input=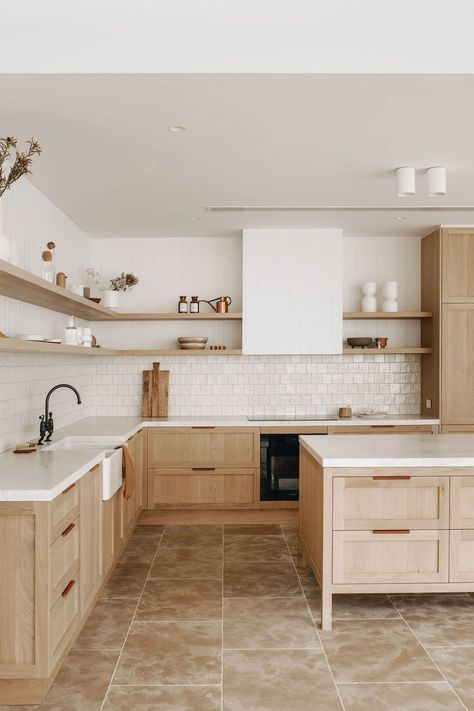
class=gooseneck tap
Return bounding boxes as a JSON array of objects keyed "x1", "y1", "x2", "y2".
[{"x1": 38, "y1": 384, "x2": 82, "y2": 445}]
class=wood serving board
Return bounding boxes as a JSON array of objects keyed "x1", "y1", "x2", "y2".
[{"x1": 142, "y1": 361, "x2": 169, "y2": 417}]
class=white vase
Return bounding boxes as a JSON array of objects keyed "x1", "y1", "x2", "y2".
[
  {"x1": 102, "y1": 290, "x2": 120, "y2": 309},
  {"x1": 382, "y1": 281, "x2": 398, "y2": 300},
  {"x1": 361, "y1": 281, "x2": 377, "y2": 296},
  {"x1": 362, "y1": 295, "x2": 377, "y2": 312},
  {"x1": 0, "y1": 202, "x2": 11, "y2": 262},
  {"x1": 383, "y1": 299, "x2": 399, "y2": 312}
]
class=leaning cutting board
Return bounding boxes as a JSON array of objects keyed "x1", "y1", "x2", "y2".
[{"x1": 141, "y1": 362, "x2": 169, "y2": 418}]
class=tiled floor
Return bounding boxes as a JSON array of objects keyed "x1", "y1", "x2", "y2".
[{"x1": 6, "y1": 523, "x2": 474, "y2": 710}]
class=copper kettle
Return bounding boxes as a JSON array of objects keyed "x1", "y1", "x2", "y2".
[{"x1": 201, "y1": 296, "x2": 232, "y2": 313}]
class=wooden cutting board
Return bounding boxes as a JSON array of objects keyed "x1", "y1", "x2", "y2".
[{"x1": 141, "y1": 361, "x2": 169, "y2": 417}]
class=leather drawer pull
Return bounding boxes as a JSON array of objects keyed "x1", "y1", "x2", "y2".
[
  {"x1": 61, "y1": 522, "x2": 75, "y2": 537},
  {"x1": 370, "y1": 425, "x2": 396, "y2": 428},
  {"x1": 61, "y1": 483, "x2": 75, "y2": 495},
  {"x1": 373, "y1": 476, "x2": 411, "y2": 480},
  {"x1": 192, "y1": 467, "x2": 216, "y2": 471},
  {"x1": 372, "y1": 529, "x2": 410, "y2": 534},
  {"x1": 191, "y1": 426, "x2": 215, "y2": 429},
  {"x1": 61, "y1": 579, "x2": 75, "y2": 598}
]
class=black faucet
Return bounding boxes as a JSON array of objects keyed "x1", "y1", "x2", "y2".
[{"x1": 38, "y1": 384, "x2": 82, "y2": 445}]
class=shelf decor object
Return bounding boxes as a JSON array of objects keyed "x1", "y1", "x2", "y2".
[
  {"x1": 361, "y1": 282, "x2": 377, "y2": 312},
  {"x1": 382, "y1": 281, "x2": 398, "y2": 312}
]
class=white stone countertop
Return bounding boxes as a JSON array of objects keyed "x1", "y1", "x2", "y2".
[
  {"x1": 300, "y1": 433, "x2": 474, "y2": 468},
  {"x1": 0, "y1": 415, "x2": 439, "y2": 501}
]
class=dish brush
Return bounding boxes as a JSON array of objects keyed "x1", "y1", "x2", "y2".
[{"x1": 14, "y1": 441, "x2": 37, "y2": 454}]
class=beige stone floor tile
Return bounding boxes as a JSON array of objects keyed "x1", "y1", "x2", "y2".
[
  {"x1": 224, "y1": 534, "x2": 291, "y2": 562},
  {"x1": 223, "y1": 648, "x2": 342, "y2": 711},
  {"x1": 0, "y1": 650, "x2": 119, "y2": 711},
  {"x1": 224, "y1": 561, "x2": 302, "y2": 597},
  {"x1": 223, "y1": 597, "x2": 320, "y2": 649},
  {"x1": 428, "y1": 646, "x2": 474, "y2": 710},
  {"x1": 320, "y1": 619, "x2": 443, "y2": 683},
  {"x1": 101, "y1": 562, "x2": 150, "y2": 599},
  {"x1": 151, "y1": 546, "x2": 223, "y2": 578},
  {"x1": 102, "y1": 685, "x2": 221, "y2": 711},
  {"x1": 224, "y1": 524, "x2": 283, "y2": 536},
  {"x1": 74, "y1": 598, "x2": 137, "y2": 650},
  {"x1": 132, "y1": 524, "x2": 165, "y2": 538},
  {"x1": 337, "y1": 681, "x2": 465, "y2": 710},
  {"x1": 116, "y1": 536, "x2": 159, "y2": 564},
  {"x1": 390, "y1": 593, "x2": 474, "y2": 616},
  {"x1": 160, "y1": 524, "x2": 223, "y2": 548},
  {"x1": 136, "y1": 577, "x2": 222, "y2": 621},
  {"x1": 306, "y1": 592, "x2": 400, "y2": 623},
  {"x1": 113, "y1": 621, "x2": 222, "y2": 685},
  {"x1": 297, "y1": 567, "x2": 320, "y2": 590},
  {"x1": 402, "y1": 612, "x2": 474, "y2": 647}
]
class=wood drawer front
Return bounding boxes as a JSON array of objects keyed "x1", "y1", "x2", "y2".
[
  {"x1": 333, "y1": 530, "x2": 448, "y2": 585},
  {"x1": 328, "y1": 425, "x2": 436, "y2": 435},
  {"x1": 450, "y1": 530, "x2": 474, "y2": 582},
  {"x1": 450, "y1": 477, "x2": 474, "y2": 528},
  {"x1": 151, "y1": 468, "x2": 257, "y2": 508},
  {"x1": 50, "y1": 483, "x2": 79, "y2": 542},
  {"x1": 49, "y1": 570, "x2": 79, "y2": 670},
  {"x1": 148, "y1": 429, "x2": 258, "y2": 468},
  {"x1": 50, "y1": 518, "x2": 79, "y2": 605},
  {"x1": 333, "y1": 476, "x2": 449, "y2": 530},
  {"x1": 442, "y1": 425, "x2": 474, "y2": 434}
]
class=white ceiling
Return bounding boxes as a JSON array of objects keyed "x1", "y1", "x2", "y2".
[{"x1": 1, "y1": 74, "x2": 474, "y2": 238}]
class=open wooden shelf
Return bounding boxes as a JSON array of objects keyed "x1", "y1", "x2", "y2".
[
  {"x1": 0, "y1": 259, "x2": 120, "y2": 321},
  {"x1": 343, "y1": 347, "x2": 432, "y2": 355},
  {"x1": 343, "y1": 311, "x2": 433, "y2": 320},
  {"x1": 102, "y1": 312, "x2": 242, "y2": 321},
  {"x1": 117, "y1": 348, "x2": 243, "y2": 356},
  {"x1": 0, "y1": 338, "x2": 116, "y2": 356}
]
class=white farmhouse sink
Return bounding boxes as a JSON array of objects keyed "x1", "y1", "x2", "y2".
[{"x1": 44, "y1": 438, "x2": 124, "y2": 500}]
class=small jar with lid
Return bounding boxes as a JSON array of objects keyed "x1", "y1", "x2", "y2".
[
  {"x1": 190, "y1": 296, "x2": 199, "y2": 313},
  {"x1": 41, "y1": 250, "x2": 56, "y2": 284},
  {"x1": 178, "y1": 296, "x2": 188, "y2": 313}
]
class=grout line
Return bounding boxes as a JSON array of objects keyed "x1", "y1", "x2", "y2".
[
  {"x1": 336, "y1": 680, "x2": 459, "y2": 686},
  {"x1": 280, "y1": 525, "x2": 346, "y2": 711},
  {"x1": 99, "y1": 528, "x2": 165, "y2": 711},
  {"x1": 221, "y1": 526, "x2": 224, "y2": 711}
]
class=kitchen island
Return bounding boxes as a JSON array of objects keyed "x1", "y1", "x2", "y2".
[{"x1": 299, "y1": 434, "x2": 474, "y2": 630}]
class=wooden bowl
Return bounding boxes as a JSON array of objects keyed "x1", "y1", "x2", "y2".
[{"x1": 347, "y1": 337, "x2": 373, "y2": 348}]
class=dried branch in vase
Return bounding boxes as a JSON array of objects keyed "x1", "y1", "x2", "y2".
[
  {"x1": 0, "y1": 137, "x2": 42, "y2": 198},
  {"x1": 109, "y1": 272, "x2": 139, "y2": 292}
]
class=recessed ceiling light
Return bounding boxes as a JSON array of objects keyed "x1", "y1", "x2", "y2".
[
  {"x1": 190, "y1": 216, "x2": 200, "y2": 221},
  {"x1": 395, "y1": 216, "x2": 407, "y2": 221},
  {"x1": 168, "y1": 125, "x2": 186, "y2": 132}
]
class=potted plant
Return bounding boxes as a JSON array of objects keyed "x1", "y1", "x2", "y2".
[
  {"x1": 0, "y1": 136, "x2": 41, "y2": 262},
  {"x1": 102, "y1": 272, "x2": 139, "y2": 309}
]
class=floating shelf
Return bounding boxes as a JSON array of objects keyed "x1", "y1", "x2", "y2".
[
  {"x1": 343, "y1": 347, "x2": 432, "y2": 355},
  {"x1": 101, "y1": 312, "x2": 242, "y2": 321},
  {"x1": 117, "y1": 348, "x2": 243, "y2": 356},
  {"x1": 0, "y1": 259, "x2": 119, "y2": 321},
  {"x1": 0, "y1": 338, "x2": 116, "y2": 356},
  {"x1": 343, "y1": 311, "x2": 433, "y2": 320}
]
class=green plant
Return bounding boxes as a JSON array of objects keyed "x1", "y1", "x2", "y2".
[{"x1": 0, "y1": 136, "x2": 42, "y2": 198}]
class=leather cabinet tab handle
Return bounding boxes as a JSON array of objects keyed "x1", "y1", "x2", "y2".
[
  {"x1": 61, "y1": 483, "x2": 75, "y2": 495},
  {"x1": 373, "y1": 475, "x2": 411, "y2": 480},
  {"x1": 61, "y1": 522, "x2": 75, "y2": 537},
  {"x1": 192, "y1": 467, "x2": 216, "y2": 471},
  {"x1": 61, "y1": 579, "x2": 75, "y2": 597},
  {"x1": 370, "y1": 425, "x2": 396, "y2": 428},
  {"x1": 191, "y1": 426, "x2": 216, "y2": 429},
  {"x1": 372, "y1": 529, "x2": 410, "y2": 534}
]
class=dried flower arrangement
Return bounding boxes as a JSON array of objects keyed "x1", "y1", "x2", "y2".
[
  {"x1": 0, "y1": 137, "x2": 42, "y2": 198},
  {"x1": 108, "y1": 272, "x2": 139, "y2": 292}
]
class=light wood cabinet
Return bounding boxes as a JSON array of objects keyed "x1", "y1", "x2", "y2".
[
  {"x1": 150, "y1": 468, "x2": 258, "y2": 508},
  {"x1": 134, "y1": 428, "x2": 146, "y2": 510},
  {"x1": 450, "y1": 476, "x2": 474, "y2": 528},
  {"x1": 333, "y1": 530, "x2": 448, "y2": 585},
  {"x1": 50, "y1": 519, "x2": 80, "y2": 604},
  {"x1": 442, "y1": 425, "x2": 474, "y2": 433},
  {"x1": 114, "y1": 484, "x2": 126, "y2": 558},
  {"x1": 442, "y1": 230, "x2": 474, "y2": 302},
  {"x1": 328, "y1": 424, "x2": 438, "y2": 435},
  {"x1": 49, "y1": 571, "x2": 79, "y2": 670},
  {"x1": 442, "y1": 303, "x2": 474, "y2": 424},
  {"x1": 102, "y1": 498, "x2": 115, "y2": 577},
  {"x1": 79, "y1": 464, "x2": 103, "y2": 618},
  {"x1": 332, "y1": 476, "x2": 449, "y2": 530},
  {"x1": 450, "y1": 530, "x2": 474, "y2": 582},
  {"x1": 148, "y1": 428, "x2": 259, "y2": 469}
]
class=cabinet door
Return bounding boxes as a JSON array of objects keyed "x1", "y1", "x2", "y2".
[
  {"x1": 333, "y1": 530, "x2": 448, "y2": 584},
  {"x1": 102, "y1": 498, "x2": 115, "y2": 577},
  {"x1": 148, "y1": 428, "x2": 258, "y2": 468},
  {"x1": 327, "y1": 425, "x2": 437, "y2": 435},
  {"x1": 450, "y1": 530, "x2": 474, "y2": 582},
  {"x1": 124, "y1": 435, "x2": 137, "y2": 537},
  {"x1": 150, "y1": 468, "x2": 258, "y2": 508},
  {"x1": 442, "y1": 230, "x2": 474, "y2": 301},
  {"x1": 114, "y1": 486, "x2": 126, "y2": 559},
  {"x1": 442, "y1": 304, "x2": 474, "y2": 423},
  {"x1": 80, "y1": 465, "x2": 103, "y2": 617},
  {"x1": 134, "y1": 429, "x2": 146, "y2": 511},
  {"x1": 333, "y1": 476, "x2": 449, "y2": 530},
  {"x1": 450, "y1": 477, "x2": 474, "y2": 528},
  {"x1": 242, "y1": 228, "x2": 343, "y2": 354}
]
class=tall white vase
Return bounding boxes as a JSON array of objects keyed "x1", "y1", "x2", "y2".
[
  {"x1": 0, "y1": 201, "x2": 11, "y2": 262},
  {"x1": 361, "y1": 282, "x2": 377, "y2": 312}
]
